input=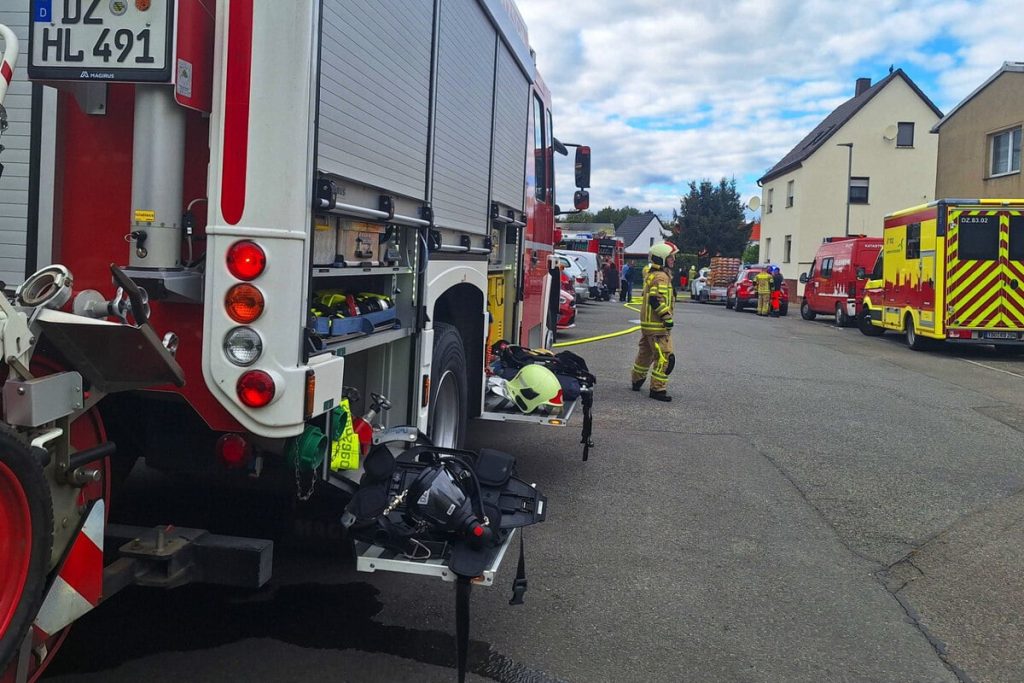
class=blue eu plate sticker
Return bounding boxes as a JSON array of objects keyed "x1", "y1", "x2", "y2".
[{"x1": 34, "y1": 0, "x2": 53, "y2": 23}]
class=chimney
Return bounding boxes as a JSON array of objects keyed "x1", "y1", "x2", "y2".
[{"x1": 855, "y1": 77, "x2": 871, "y2": 96}]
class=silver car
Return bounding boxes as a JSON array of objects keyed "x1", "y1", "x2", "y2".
[{"x1": 556, "y1": 252, "x2": 590, "y2": 303}]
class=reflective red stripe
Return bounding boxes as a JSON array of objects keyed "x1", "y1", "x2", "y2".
[
  {"x1": 57, "y1": 526, "x2": 103, "y2": 605},
  {"x1": 221, "y1": 0, "x2": 254, "y2": 226},
  {"x1": 1, "y1": 62, "x2": 12, "y2": 84}
]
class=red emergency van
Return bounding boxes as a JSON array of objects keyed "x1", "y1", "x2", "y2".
[{"x1": 799, "y1": 236, "x2": 883, "y2": 325}]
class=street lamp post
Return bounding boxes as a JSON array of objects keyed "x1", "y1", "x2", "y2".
[{"x1": 837, "y1": 143, "x2": 853, "y2": 237}]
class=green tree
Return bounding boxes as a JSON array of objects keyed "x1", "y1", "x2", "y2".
[
  {"x1": 560, "y1": 210, "x2": 597, "y2": 224},
  {"x1": 672, "y1": 179, "x2": 749, "y2": 261},
  {"x1": 742, "y1": 243, "x2": 759, "y2": 263},
  {"x1": 562, "y1": 205, "x2": 642, "y2": 228}
]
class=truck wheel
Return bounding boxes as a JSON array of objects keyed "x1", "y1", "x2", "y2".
[
  {"x1": 0, "y1": 426, "x2": 52, "y2": 673},
  {"x1": 858, "y1": 306, "x2": 884, "y2": 336},
  {"x1": 429, "y1": 323, "x2": 468, "y2": 449},
  {"x1": 835, "y1": 303, "x2": 850, "y2": 327},
  {"x1": 800, "y1": 300, "x2": 816, "y2": 320},
  {"x1": 905, "y1": 316, "x2": 929, "y2": 351}
]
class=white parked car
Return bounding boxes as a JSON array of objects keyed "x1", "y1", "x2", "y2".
[{"x1": 690, "y1": 267, "x2": 710, "y2": 300}]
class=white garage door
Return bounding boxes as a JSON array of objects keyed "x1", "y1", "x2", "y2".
[{"x1": 0, "y1": 7, "x2": 33, "y2": 284}]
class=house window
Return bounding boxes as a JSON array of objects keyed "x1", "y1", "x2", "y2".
[
  {"x1": 650, "y1": 237, "x2": 655, "y2": 247},
  {"x1": 990, "y1": 126, "x2": 1022, "y2": 177},
  {"x1": 897, "y1": 122, "x2": 914, "y2": 148},
  {"x1": 906, "y1": 223, "x2": 921, "y2": 260},
  {"x1": 783, "y1": 235, "x2": 792, "y2": 263},
  {"x1": 765, "y1": 237, "x2": 772, "y2": 262},
  {"x1": 849, "y1": 177, "x2": 869, "y2": 204},
  {"x1": 767, "y1": 188, "x2": 774, "y2": 214},
  {"x1": 786, "y1": 181, "x2": 794, "y2": 208}
]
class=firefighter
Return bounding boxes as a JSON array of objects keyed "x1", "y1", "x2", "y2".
[
  {"x1": 631, "y1": 242, "x2": 677, "y2": 402},
  {"x1": 755, "y1": 268, "x2": 772, "y2": 315}
]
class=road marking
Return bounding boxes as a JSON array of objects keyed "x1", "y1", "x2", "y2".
[
  {"x1": 554, "y1": 325, "x2": 641, "y2": 347},
  {"x1": 960, "y1": 358, "x2": 1024, "y2": 379}
]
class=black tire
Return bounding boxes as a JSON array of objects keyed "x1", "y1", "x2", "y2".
[
  {"x1": 905, "y1": 316, "x2": 929, "y2": 351},
  {"x1": 780, "y1": 302, "x2": 788, "y2": 316},
  {"x1": 429, "y1": 323, "x2": 468, "y2": 449},
  {"x1": 800, "y1": 300, "x2": 816, "y2": 320},
  {"x1": 0, "y1": 426, "x2": 52, "y2": 671},
  {"x1": 835, "y1": 303, "x2": 850, "y2": 327},
  {"x1": 858, "y1": 305, "x2": 885, "y2": 336}
]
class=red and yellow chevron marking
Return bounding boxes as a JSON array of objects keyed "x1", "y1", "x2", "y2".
[{"x1": 946, "y1": 210, "x2": 1024, "y2": 330}]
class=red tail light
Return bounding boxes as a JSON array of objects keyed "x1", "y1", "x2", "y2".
[
  {"x1": 226, "y1": 241, "x2": 267, "y2": 281},
  {"x1": 237, "y1": 370, "x2": 276, "y2": 407},
  {"x1": 216, "y1": 433, "x2": 252, "y2": 468}
]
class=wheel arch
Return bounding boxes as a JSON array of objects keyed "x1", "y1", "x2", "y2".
[{"x1": 430, "y1": 281, "x2": 486, "y2": 419}]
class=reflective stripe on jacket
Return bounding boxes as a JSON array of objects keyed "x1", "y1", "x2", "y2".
[
  {"x1": 641, "y1": 266, "x2": 674, "y2": 333},
  {"x1": 755, "y1": 272, "x2": 771, "y2": 294}
]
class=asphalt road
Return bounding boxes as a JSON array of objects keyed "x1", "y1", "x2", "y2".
[{"x1": 43, "y1": 296, "x2": 1024, "y2": 683}]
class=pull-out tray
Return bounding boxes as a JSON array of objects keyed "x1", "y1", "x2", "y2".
[
  {"x1": 354, "y1": 528, "x2": 516, "y2": 586},
  {"x1": 477, "y1": 391, "x2": 582, "y2": 427}
]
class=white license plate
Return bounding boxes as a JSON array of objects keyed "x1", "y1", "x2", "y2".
[
  {"x1": 30, "y1": 0, "x2": 172, "y2": 83},
  {"x1": 984, "y1": 331, "x2": 1018, "y2": 340}
]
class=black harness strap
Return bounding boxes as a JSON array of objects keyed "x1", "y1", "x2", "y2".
[
  {"x1": 580, "y1": 392, "x2": 594, "y2": 461},
  {"x1": 456, "y1": 577, "x2": 472, "y2": 683},
  {"x1": 509, "y1": 531, "x2": 528, "y2": 605}
]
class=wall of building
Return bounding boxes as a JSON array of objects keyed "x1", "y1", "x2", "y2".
[
  {"x1": 935, "y1": 71, "x2": 1024, "y2": 200},
  {"x1": 760, "y1": 76, "x2": 939, "y2": 293}
]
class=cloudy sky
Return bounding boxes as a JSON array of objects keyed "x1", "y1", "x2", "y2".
[{"x1": 515, "y1": 0, "x2": 1020, "y2": 219}]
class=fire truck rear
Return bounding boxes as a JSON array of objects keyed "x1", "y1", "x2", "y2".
[{"x1": 0, "y1": 1, "x2": 591, "y2": 678}]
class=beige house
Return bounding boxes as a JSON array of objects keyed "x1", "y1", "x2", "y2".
[
  {"x1": 758, "y1": 70, "x2": 941, "y2": 293},
  {"x1": 933, "y1": 62, "x2": 1024, "y2": 199}
]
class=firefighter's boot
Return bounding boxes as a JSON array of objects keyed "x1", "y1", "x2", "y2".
[
  {"x1": 631, "y1": 378, "x2": 644, "y2": 391},
  {"x1": 649, "y1": 389, "x2": 672, "y2": 402}
]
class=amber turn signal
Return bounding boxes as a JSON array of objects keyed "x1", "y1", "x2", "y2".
[{"x1": 225, "y1": 283, "x2": 265, "y2": 323}]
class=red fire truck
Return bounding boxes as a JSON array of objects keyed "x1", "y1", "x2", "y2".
[
  {"x1": 0, "y1": 2, "x2": 590, "y2": 678},
  {"x1": 558, "y1": 233, "x2": 624, "y2": 271}
]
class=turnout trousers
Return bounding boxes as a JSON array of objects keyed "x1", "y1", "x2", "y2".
[
  {"x1": 632, "y1": 333, "x2": 674, "y2": 392},
  {"x1": 757, "y1": 292, "x2": 770, "y2": 315}
]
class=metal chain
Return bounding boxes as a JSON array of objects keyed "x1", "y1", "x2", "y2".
[{"x1": 294, "y1": 461, "x2": 316, "y2": 501}]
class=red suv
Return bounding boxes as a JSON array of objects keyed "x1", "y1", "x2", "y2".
[
  {"x1": 557, "y1": 288, "x2": 577, "y2": 329},
  {"x1": 727, "y1": 266, "x2": 789, "y2": 315}
]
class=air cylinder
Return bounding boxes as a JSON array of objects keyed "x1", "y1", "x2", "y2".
[{"x1": 129, "y1": 85, "x2": 186, "y2": 269}]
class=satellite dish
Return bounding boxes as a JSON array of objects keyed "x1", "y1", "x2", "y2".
[
  {"x1": 883, "y1": 124, "x2": 898, "y2": 141},
  {"x1": 747, "y1": 196, "x2": 761, "y2": 211}
]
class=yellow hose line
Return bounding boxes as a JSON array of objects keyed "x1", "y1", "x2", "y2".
[{"x1": 554, "y1": 325, "x2": 640, "y2": 347}]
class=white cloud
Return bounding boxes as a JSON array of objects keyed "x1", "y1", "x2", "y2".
[{"x1": 516, "y1": 0, "x2": 1021, "y2": 218}]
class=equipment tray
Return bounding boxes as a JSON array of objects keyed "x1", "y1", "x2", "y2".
[
  {"x1": 354, "y1": 528, "x2": 516, "y2": 586},
  {"x1": 477, "y1": 391, "x2": 582, "y2": 426}
]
